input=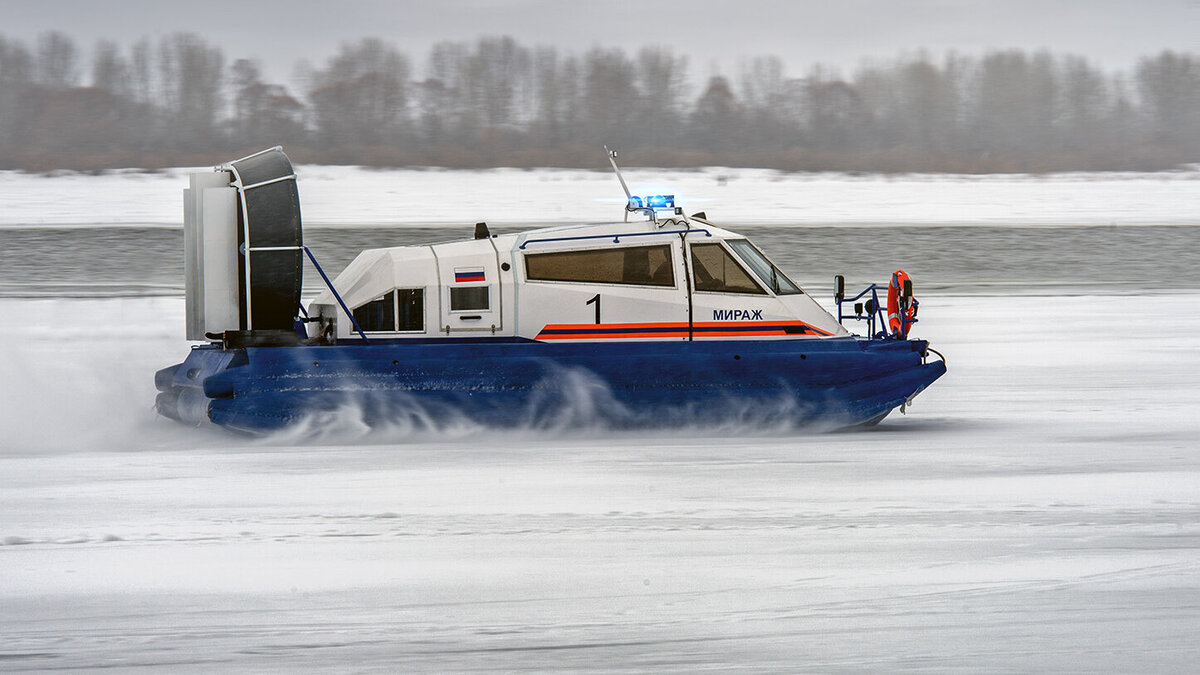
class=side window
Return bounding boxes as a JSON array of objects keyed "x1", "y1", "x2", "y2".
[
  {"x1": 353, "y1": 291, "x2": 396, "y2": 332},
  {"x1": 352, "y1": 289, "x2": 425, "y2": 332},
  {"x1": 690, "y1": 243, "x2": 766, "y2": 294},
  {"x1": 525, "y1": 244, "x2": 674, "y2": 286},
  {"x1": 396, "y1": 288, "x2": 424, "y2": 331},
  {"x1": 727, "y1": 239, "x2": 803, "y2": 295},
  {"x1": 450, "y1": 286, "x2": 489, "y2": 311}
]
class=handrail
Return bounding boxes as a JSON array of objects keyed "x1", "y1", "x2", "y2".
[
  {"x1": 246, "y1": 244, "x2": 369, "y2": 342},
  {"x1": 241, "y1": 174, "x2": 297, "y2": 191},
  {"x1": 302, "y1": 247, "x2": 370, "y2": 342},
  {"x1": 834, "y1": 281, "x2": 918, "y2": 339},
  {"x1": 224, "y1": 145, "x2": 284, "y2": 166},
  {"x1": 836, "y1": 283, "x2": 886, "y2": 338},
  {"x1": 518, "y1": 228, "x2": 712, "y2": 250}
]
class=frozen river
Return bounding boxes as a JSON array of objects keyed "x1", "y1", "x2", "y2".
[
  {"x1": 2, "y1": 292, "x2": 1198, "y2": 672},
  {"x1": 2, "y1": 166, "x2": 1199, "y2": 671}
]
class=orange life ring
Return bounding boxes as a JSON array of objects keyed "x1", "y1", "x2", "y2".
[{"x1": 887, "y1": 269, "x2": 917, "y2": 338}]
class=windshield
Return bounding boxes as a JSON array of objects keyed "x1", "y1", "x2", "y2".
[{"x1": 726, "y1": 239, "x2": 803, "y2": 295}]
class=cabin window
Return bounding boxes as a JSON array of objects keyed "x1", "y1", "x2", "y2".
[
  {"x1": 524, "y1": 244, "x2": 674, "y2": 286},
  {"x1": 353, "y1": 291, "x2": 396, "y2": 332},
  {"x1": 727, "y1": 239, "x2": 803, "y2": 295},
  {"x1": 450, "y1": 286, "x2": 489, "y2": 311},
  {"x1": 351, "y1": 288, "x2": 424, "y2": 332},
  {"x1": 396, "y1": 288, "x2": 425, "y2": 331},
  {"x1": 690, "y1": 243, "x2": 766, "y2": 294}
]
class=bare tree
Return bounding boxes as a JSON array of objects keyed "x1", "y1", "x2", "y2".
[
  {"x1": 0, "y1": 36, "x2": 33, "y2": 158},
  {"x1": 423, "y1": 41, "x2": 473, "y2": 143},
  {"x1": 91, "y1": 39, "x2": 130, "y2": 96},
  {"x1": 689, "y1": 75, "x2": 742, "y2": 153},
  {"x1": 804, "y1": 69, "x2": 869, "y2": 152},
  {"x1": 1057, "y1": 55, "x2": 1109, "y2": 155},
  {"x1": 230, "y1": 58, "x2": 305, "y2": 149},
  {"x1": 969, "y1": 50, "x2": 1058, "y2": 158},
  {"x1": 738, "y1": 55, "x2": 796, "y2": 148},
  {"x1": 128, "y1": 38, "x2": 155, "y2": 105},
  {"x1": 0, "y1": 31, "x2": 1197, "y2": 171},
  {"x1": 0, "y1": 36, "x2": 32, "y2": 84},
  {"x1": 1138, "y1": 51, "x2": 1200, "y2": 155},
  {"x1": 309, "y1": 38, "x2": 411, "y2": 149},
  {"x1": 529, "y1": 46, "x2": 563, "y2": 145},
  {"x1": 633, "y1": 47, "x2": 689, "y2": 149},
  {"x1": 34, "y1": 31, "x2": 79, "y2": 90},
  {"x1": 157, "y1": 33, "x2": 225, "y2": 150},
  {"x1": 581, "y1": 48, "x2": 638, "y2": 147},
  {"x1": 468, "y1": 36, "x2": 532, "y2": 129}
]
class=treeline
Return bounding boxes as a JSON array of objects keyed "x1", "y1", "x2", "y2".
[{"x1": 1, "y1": 31, "x2": 1198, "y2": 173}]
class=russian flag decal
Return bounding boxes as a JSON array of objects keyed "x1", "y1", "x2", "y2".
[{"x1": 455, "y1": 269, "x2": 486, "y2": 283}]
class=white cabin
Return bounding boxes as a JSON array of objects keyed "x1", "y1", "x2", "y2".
[{"x1": 308, "y1": 218, "x2": 849, "y2": 342}]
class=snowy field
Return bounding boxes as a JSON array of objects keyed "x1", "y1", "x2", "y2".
[
  {"x1": 2, "y1": 164, "x2": 1199, "y2": 228},
  {"x1": 2, "y1": 293, "x2": 1199, "y2": 672}
]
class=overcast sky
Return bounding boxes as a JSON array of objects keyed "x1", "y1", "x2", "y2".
[{"x1": 5, "y1": 0, "x2": 1199, "y2": 86}]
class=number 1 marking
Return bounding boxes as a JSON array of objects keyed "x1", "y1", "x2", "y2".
[{"x1": 586, "y1": 294, "x2": 600, "y2": 324}]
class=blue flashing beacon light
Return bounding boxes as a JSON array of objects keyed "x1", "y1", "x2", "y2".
[
  {"x1": 627, "y1": 195, "x2": 674, "y2": 211},
  {"x1": 646, "y1": 194, "x2": 675, "y2": 209}
]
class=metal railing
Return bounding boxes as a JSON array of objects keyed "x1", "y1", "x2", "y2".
[
  {"x1": 518, "y1": 228, "x2": 712, "y2": 250},
  {"x1": 833, "y1": 275, "x2": 917, "y2": 339},
  {"x1": 246, "y1": 244, "x2": 370, "y2": 342}
]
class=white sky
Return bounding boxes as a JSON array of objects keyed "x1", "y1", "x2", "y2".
[{"x1": 5, "y1": 0, "x2": 1199, "y2": 88}]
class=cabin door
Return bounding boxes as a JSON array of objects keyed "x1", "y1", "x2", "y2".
[
  {"x1": 518, "y1": 239, "x2": 691, "y2": 341},
  {"x1": 435, "y1": 239, "x2": 504, "y2": 335}
]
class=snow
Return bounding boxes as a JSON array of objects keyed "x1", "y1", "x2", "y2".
[
  {"x1": 2, "y1": 293, "x2": 1199, "y2": 671},
  {"x1": 2, "y1": 164, "x2": 1199, "y2": 228}
]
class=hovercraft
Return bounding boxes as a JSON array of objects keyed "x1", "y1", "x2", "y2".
[{"x1": 155, "y1": 147, "x2": 946, "y2": 433}]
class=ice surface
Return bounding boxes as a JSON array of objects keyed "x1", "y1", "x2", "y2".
[
  {"x1": 2, "y1": 164, "x2": 1199, "y2": 228},
  {"x1": 2, "y1": 294, "x2": 1199, "y2": 671}
]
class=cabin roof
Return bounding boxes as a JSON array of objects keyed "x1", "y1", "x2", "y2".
[{"x1": 310, "y1": 218, "x2": 744, "y2": 309}]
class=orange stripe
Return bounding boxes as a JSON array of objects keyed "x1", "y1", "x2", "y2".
[
  {"x1": 538, "y1": 331, "x2": 689, "y2": 340},
  {"x1": 540, "y1": 321, "x2": 822, "y2": 330},
  {"x1": 535, "y1": 320, "x2": 831, "y2": 339},
  {"x1": 538, "y1": 330, "x2": 805, "y2": 340},
  {"x1": 541, "y1": 321, "x2": 689, "y2": 330}
]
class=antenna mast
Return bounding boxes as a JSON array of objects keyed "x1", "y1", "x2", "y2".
[
  {"x1": 606, "y1": 145, "x2": 653, "y2": 222},
  {"x1": 605, "y1": 145, "x2": 633, "y2": 203}
]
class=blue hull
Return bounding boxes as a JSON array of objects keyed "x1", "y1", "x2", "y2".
[{"x1": 155, "y1": 338, "x2": 946, "y2": 434}]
